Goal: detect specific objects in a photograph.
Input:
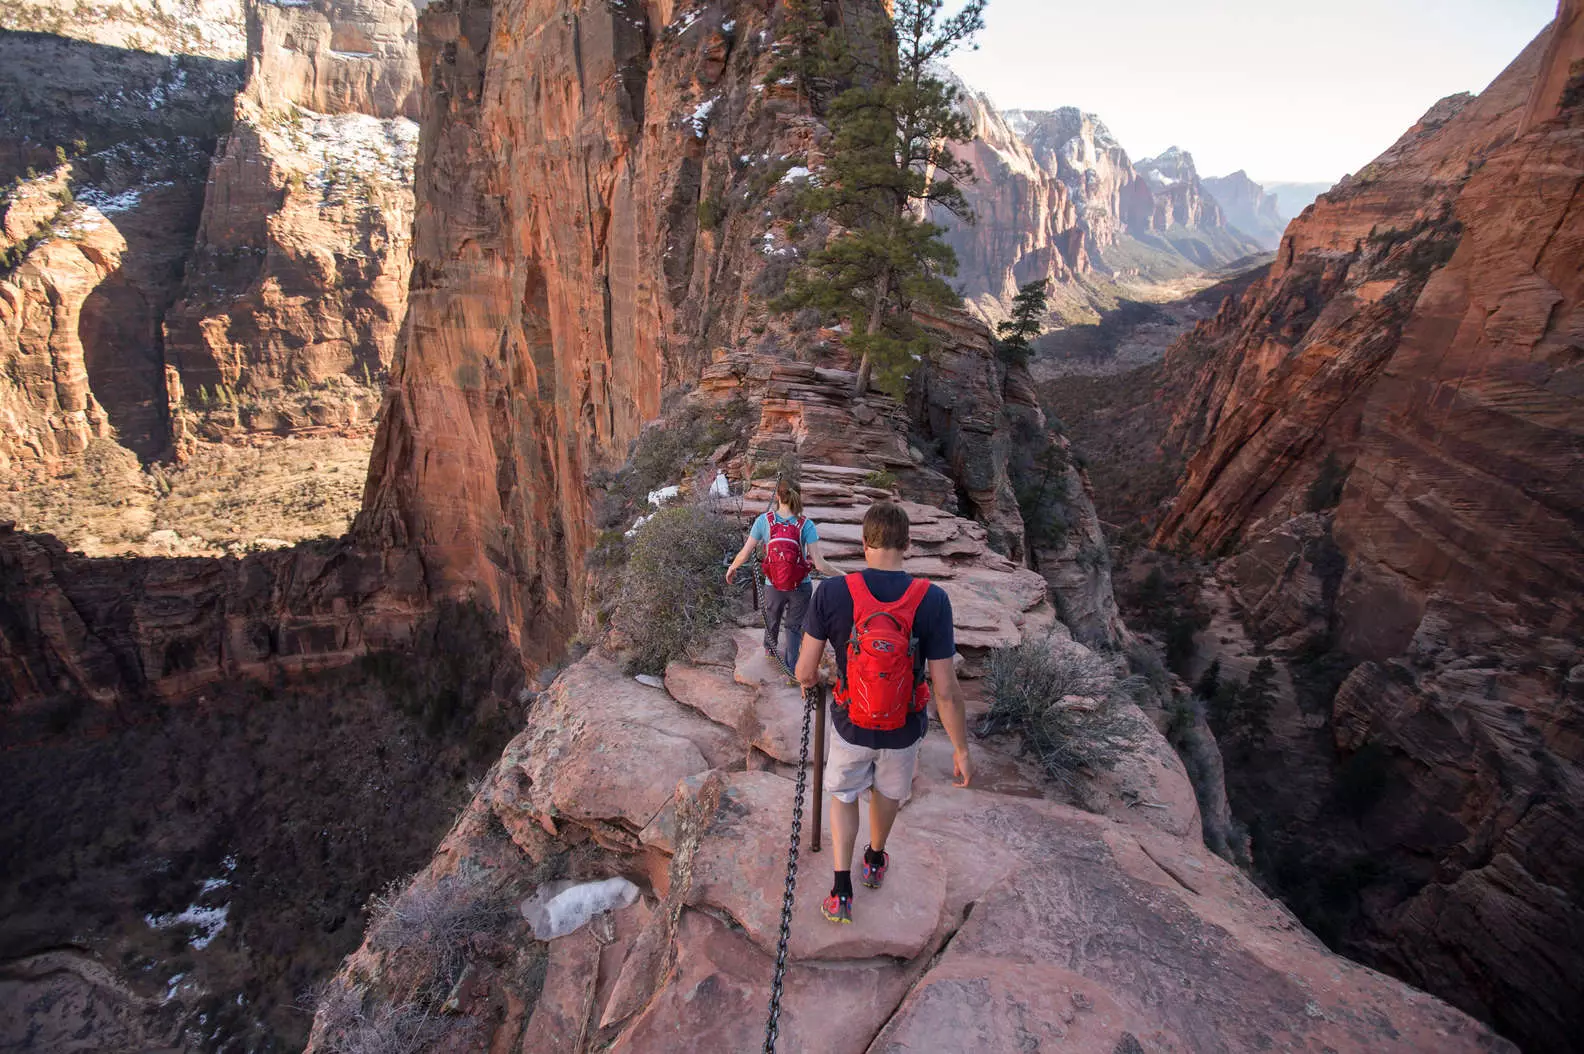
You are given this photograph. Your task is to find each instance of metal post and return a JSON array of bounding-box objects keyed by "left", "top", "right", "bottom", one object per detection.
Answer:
[{"left": 809, "top": 683, "right": 826, "bottom": 853}]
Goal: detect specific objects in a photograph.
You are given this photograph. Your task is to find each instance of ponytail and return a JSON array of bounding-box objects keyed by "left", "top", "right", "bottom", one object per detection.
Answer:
[{"left": 776, "top": 477, "right": 803, "bottom": 517}]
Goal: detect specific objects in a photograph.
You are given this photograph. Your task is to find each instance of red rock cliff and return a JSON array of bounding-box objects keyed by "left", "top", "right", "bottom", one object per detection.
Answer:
[
  {"left": 1153, "top": 6, "right": 1584, "bottom": 1048},
  {"left": 356, "top": 0, "right": 910, "bottom": 664}
]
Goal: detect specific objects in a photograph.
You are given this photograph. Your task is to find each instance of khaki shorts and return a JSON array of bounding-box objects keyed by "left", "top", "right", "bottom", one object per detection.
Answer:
[{"left": 823, "top": 716, "right": 923, "bottom": 804}]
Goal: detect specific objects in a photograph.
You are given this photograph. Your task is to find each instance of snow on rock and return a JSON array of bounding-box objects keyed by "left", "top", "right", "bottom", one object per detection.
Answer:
[
  {"left": 272, "top": 107, "right": 419, "bottom": 195},
  {"left": 145, "top": 904, "right": 230, "bottom": 950},
  {"left": 521, "top": 877, "right": 640, "bottom": 941},
  {"left": 710, "top": 473, "right": 730, "bottom": 498},
  {"left": 646, "top": 484, "right": 681, "bottom": 507},
  {"left": 686, "top": 97, "right": 717, "bottom": 138}
]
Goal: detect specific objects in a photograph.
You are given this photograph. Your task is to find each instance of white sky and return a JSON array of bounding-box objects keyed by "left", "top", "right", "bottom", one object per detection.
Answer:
[{"left": 947, "top": 0, "right": 1558, "bottom": 183}]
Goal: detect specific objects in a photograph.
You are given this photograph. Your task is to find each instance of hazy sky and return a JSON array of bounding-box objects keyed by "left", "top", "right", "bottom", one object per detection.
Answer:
[{"left": 947, "top": 0, "right": 1558, "bottom": 183}]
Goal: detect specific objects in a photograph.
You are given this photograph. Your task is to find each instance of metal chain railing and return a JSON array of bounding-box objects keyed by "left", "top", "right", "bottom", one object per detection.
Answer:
[{"left": 763, "top": 685, "right": 817, "bottom": 1054}]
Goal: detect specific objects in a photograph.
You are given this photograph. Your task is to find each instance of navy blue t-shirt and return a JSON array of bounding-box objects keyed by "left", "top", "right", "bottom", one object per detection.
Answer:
[{"left": 803, "top": 570, "right": 955, "bottom": 749}]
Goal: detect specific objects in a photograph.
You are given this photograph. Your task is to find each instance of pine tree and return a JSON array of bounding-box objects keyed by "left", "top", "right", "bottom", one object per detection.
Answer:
[
  {"left": 996, "top": 278, "right": 1048, "bottom": 366},
  {"left": 765, "top": 0, "right": 834, "bottom": 113},
  {"left": 778, "top": 0, "right": 987, "bottom": 397}
]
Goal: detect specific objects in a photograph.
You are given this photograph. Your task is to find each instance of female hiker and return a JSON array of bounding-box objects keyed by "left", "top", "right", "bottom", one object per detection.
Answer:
[{"left": 726, "top": 478, "right": 839, "bottom": 673}]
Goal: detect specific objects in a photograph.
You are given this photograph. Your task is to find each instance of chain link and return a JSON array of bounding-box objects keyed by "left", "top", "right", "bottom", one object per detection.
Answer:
[{"left": 763, "top": 685, "right": 816, "bottom": 1053}]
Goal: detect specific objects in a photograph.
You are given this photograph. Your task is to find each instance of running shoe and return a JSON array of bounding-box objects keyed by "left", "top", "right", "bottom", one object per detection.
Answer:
[
  {"left": 860, "top": 849, "right": 889, "bottom": 889},
  {"left": 821, "top": 893, "right": 853, "bottom": 924}
]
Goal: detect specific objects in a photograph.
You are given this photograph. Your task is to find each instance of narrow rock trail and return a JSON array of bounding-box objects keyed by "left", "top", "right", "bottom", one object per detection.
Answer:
[{"left": 318, "top": 468, "right": 1514, "bottom": 1054}]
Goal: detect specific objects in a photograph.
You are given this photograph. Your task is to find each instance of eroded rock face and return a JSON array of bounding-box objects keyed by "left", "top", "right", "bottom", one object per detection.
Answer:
[
  {"left": 1153, "top": 9, "right": 1584, "bottom": 1048},
  {"left": 356, "top": 0, "right": 868, "bottom": 665},
  {"left": 162, "top": 0, "right": 419, "bottom": 400}
]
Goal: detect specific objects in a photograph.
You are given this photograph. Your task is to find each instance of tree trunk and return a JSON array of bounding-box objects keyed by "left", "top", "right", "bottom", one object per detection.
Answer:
[{"left": 853, "top": 267, "right": 891, "bottom": 396}]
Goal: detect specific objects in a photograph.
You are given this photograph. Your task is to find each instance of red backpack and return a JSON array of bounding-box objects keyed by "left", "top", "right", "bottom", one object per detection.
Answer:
[
  {"left": 836, "top": 573, "right": 931, "bottom": 731},
  {"left": 762, "top": 509, "right": 811, "bottom": 591}
]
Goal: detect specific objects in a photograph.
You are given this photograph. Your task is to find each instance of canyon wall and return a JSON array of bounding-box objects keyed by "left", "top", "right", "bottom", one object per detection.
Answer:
[
  {"left": 162, "top": 0, "right": 420, "bottom": 406},
  {"left": 1154, "top": 8, "right": 1583, "bottom": 1049},
  {"left": 0, "top": 0, "right": 418, "bottom": 479}
]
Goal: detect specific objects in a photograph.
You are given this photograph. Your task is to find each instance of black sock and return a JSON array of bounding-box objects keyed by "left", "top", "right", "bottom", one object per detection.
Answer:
[
  {"left": 832, "top": 870, "right": 853, "bottom": 899},
  {"left": 864, "top": 845, "right": 887, "bottom": 868}
]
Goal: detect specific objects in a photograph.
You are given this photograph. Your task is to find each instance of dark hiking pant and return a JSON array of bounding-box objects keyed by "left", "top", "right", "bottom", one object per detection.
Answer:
[{"left": 763, "top": 579, "right": 812, "bottom": 670}]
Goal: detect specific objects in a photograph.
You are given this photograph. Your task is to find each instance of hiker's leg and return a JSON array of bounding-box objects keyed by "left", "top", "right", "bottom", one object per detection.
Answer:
[
  {"left": 831, "top": 794, "right": 860, "bottom": 872},
  {"left": 762, "top": 584, "right": 787, "bottom": 652},
  {"left": 867, "top": 790, "right": 902, "bottom": 853},
  {"left": 782, "top": 580, "right": 812, "bottom": 667},
  {"left": 824, "top": 729, "right": 877, "bottom": 874}
]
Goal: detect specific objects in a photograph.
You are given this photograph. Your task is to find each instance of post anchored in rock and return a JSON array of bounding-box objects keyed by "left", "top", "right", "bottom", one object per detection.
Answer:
[{"left": 810, "top": 682, "right": 825, "bottom": 854}]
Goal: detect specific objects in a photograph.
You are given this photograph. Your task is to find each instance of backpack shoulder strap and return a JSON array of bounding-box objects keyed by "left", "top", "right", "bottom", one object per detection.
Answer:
[
  {"left": 846, "top": 570, "right": 875, "bottom": 612},
  {"left": 894, "top": 577, "right": 930, "bottom": 622}
]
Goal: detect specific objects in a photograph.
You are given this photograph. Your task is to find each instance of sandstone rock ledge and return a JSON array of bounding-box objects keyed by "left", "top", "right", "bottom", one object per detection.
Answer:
[{"left": 310, "top": 504, "right": 1510, "bottom": 1054}]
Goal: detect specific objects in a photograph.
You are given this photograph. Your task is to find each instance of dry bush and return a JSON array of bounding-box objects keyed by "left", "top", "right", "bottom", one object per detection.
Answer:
[
  {"left": 615, "top": 504, "right": 741, "bottom": 674},
  {"left": 367, "top": 868, "right": 512, "bottom": 1004},
  {"left": 312, "top": 979, "right": 446, "bottom": 1054},
  {"left": 978, "top": 636, "right": 1138, "bottom": 792}
]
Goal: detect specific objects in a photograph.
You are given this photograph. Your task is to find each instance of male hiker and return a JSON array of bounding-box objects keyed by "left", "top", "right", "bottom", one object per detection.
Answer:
[{"left": 793, "top": 500, "right": 972, "bottom": 924}]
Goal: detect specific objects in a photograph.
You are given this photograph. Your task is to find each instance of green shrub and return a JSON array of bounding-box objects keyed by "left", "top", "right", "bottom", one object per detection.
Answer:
[
  {"left": 860, "top": 469, "right": 897, "bottom": 490},
  {"left": 697, "top": 196, "right": 724, "bottom": 231},
  {"left": 1207, "top": 658, "right": 1276, "bottom": 750},
  {"left": 979, "top": 636, "right": 1138, "bottom": 794},
  {"left": 615, "top": 505, "right": 741, "bottom": 674}
]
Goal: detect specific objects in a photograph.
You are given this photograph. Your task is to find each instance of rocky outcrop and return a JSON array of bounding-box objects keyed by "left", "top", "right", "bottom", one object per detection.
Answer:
[
  {"left": 162, "top": 0, "right": 419, "bottom": 401},
  {"left": 307, "top": 538, "right": 1511, "bottom": 1053},
  {"left": 1153, "top": 8, "right": 1584, "bottom": 1049},
  {"left": 1203, "top": 169, "right": 1286, "bottom": 249}
]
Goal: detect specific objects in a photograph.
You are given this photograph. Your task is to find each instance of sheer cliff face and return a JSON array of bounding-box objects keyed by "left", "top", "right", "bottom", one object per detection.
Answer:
[
  {"left": 944, "top": 91, "right": 1088, "bottom": 319},
  {"left": 358, "top": 0, "right": 879, "bottom": 663},
  {"left": 1012, "top": 107, "right": 1153, "bottom": 250},
  {"left": 1154, "top": 8, "right": 1584, "bottom": 1048},
  {"left": 162, "top": 0, "right": 420, "bottom": 397}
]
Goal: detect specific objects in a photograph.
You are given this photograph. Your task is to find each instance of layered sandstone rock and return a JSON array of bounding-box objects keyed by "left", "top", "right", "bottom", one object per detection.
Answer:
[
  {"left": 162, "top": 0, "right": 419, "bottom": 402},
  {"left": 1154, "top": 7, "right": 1584, "bottom": 1048},
  {"left": 1203, "top": 169, "right": 1286, "bottom": 249}
]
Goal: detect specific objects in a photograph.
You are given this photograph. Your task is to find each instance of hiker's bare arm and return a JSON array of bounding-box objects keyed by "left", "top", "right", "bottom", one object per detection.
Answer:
[
  {"left": 795, "top": 633, "right": 824, "bottom": 688},
  {"left": 928, "top": 656, "right": 973, "bottom": 788},
  {"left": 724, "top": 534, "right": 757, "bottom": 583},
  {"left": 807, "top": 539, "right": 841, "bottom": 577}
]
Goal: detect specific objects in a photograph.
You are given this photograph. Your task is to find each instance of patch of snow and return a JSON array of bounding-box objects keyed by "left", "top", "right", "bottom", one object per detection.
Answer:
[
  {"left": 634, "top": 674, "right": 665, "bottom": 689},
  {"left": 686, "top": 97, "right": 718, "bottom": 138},
  {"left": 710, "top": 473, "right": 730, "bottom": 497},
  {"left": 162, "top": 973, "right": 188, "bottom": 1004},
  {"left": 267, "top": 0, "right": 312, "bottom": 5},
  {"left": 329, "top": 50, "right": 377, "bottom": 59},
  {"left": 647, "top": 484, "right": 681, "bottom": 507},
  {"left": 146, "top": 904, "right": 230, "bottom": 950},
  {"left": 672, "top": 8, "right": 702, "bottom": 33},
  {"left": 721, "top": 19, "right": 735, "bottom": 32},
  {"left": 521, "top": 877, "right": 640, "bottom": 940},
  {"left": 624, "top": 514, "right": 652, "bottom": 538},
  {"left": 75, "top": 186, "right": 148, "bottom": 214},
  {"left": 779, "top": 166, "right": 813, "bottom": 185},
  {"left": 273, "top": 107, "right": 419, "bottom": 199}
]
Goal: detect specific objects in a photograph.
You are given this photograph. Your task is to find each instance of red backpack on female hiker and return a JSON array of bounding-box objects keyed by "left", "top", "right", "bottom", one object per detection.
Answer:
[
  {"left": 761, "top": 507, "right": 812, "bottom": 591},
  {"left": 836, "top": 572, "right": 931, "bottom": 731}
]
